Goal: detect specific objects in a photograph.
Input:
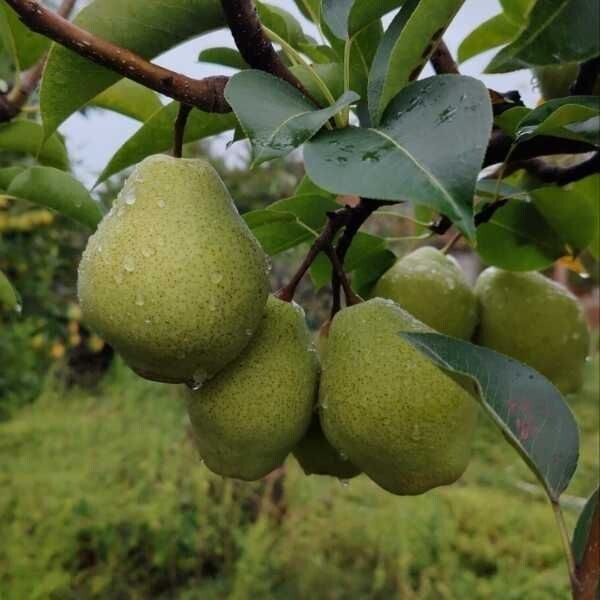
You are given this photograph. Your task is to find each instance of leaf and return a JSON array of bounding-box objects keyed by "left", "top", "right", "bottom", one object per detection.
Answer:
[
  {"left": 572, "top": 174, "right": 600, "bottom": 258},
  {"left": 225, "top": 70, "right": 359, "bottom": 167},
  {"left": 96, "top": 104, "right": 236, "bottom": 184},
  {"left": 0, "top": 165, "right": 25, "bottom": 190},
  {"left": 401, "top": 332, "right": 579, "bottom": 501},
  {"left": 0, "top": 3, "right": 49, "bottom": 71},
  {"left": 572, "top": 487, "right": 599, "bottom": 565},
  {"left": 292, "top": 0, "right": 321, "bottom": 23},
  {"left": 7, "top": 167, "right": 103, "bottom": 229},
  {"left": 198, "top": 47, "right": 248, "bottom": 70},
  {"left": 297, "top": 42, "right": 339, "bottom": 64},
  {"left": 0, "top": 270, "right": 21, "bottom": 313},
  {"left": 290, "top": 63, "right": 344, "bottom": 106},
  {"left": 367, "top": 0, "right": 465, "bottom": 125},
  {"left": 321, "top": 0, "right": 404, "bottom": 39},
  {"left": 500, "top": 0, "right": 536, "bottom": 23},
  {"left": 458, "top": 13, "right": 519, "bottom": 63},
  {"left": 476, "top": 200, "right": 565, "bottom": 271},
  {"left": 295, "top": 174, "right": 336, "bottom": 200},
  {"left": 531, "top": 182, "right": 598, "bottom": 251},
  {"left": 353, "top": 247, "right": 397, "bottom": 296},
  {"left": 40, "top": 0, "right": 226, "bottom": 137},
  {"left": 256, "top": 1, "right": 307, "bottom": 47},
  {"left": 0, "top": 121, "right": 68, "bottom": 170},
  {"left": 88, "top": 79, "right": 163, "bottom": 121},
  {"left": 305, "top": 75, "right": 493, "bottom": 239},
  {"left": 486, "top": 0, "right": 600, "bottom": 73},
  {"left": 244, "top": 193, "right": 339, "bottom": 255},
  {"left": 494, "top": 106, "right": 531, "bottom": 137}
]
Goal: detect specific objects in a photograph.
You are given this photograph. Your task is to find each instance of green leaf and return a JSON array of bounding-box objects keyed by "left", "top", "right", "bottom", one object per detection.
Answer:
[
  {"left": 494, "top": 106, "right": 531, "bottom": 136},
  {"left": 290, "top": 63, "right": 344, "bottom": 106},
  {"left": 458, "top": 13, "right": 519, "bottom": 63},
  {"left": 225, "top": 70, "right": 359, "bottom": 167},
  {"left": 531, "top": 182, "right": 598, "bottom": 251},
  {"left": 367, "top": 0, "right": 464, "bottom": 125},
  {"left": 0, "top": 165, "right": 25, "bottom": 190},
  {"left": 0, "top": 3, "right": 50, "bottom": 71},
  {"left": 476, "top": 200, "right": 565, "bottom": 271},
  {"left": 305, "top": 75, "right": 493, "bottom": 239},
  {"left": 353, "top": 247, "right": 396, "bottom": 296},
  {"left": 0, "top": 270, "right": 21, "bottom": 314},
  {"left": 297, "top": 43, "right": 339, "bottom": 64},
  {"left": 88, "top": 79, "right": 163, "bottom": 121},
  {"left": 486, "top": 0, "right": 600, "bottom": 73},
  {"left": 0, "top": 121, "right": 68, "bottom": 170},
  {"left": 7, "top": 167, "right": 102, "bottom": 229},
  {"left": 500, "top": 0, "right": 536, "bottom": 23},
  {"left": 572, "top": 487, "right": 599, "bottom": 565},
  {"left": 293, "top": 0, "right": 321, "bottom": 23},
  {"left": 198, "top": 47, "right": 248, "bottom": 70},
  {"left": 321, "top": 0, "right": 404, "bottom": 39},
  {"left": 401, "top": 332, "right": 579, "bottom": 501},
  {"left": 40, "top": 0, "right": 226, "bottom": 137},
  {"left": 256, "top": 1, "right": 307, "bottom": 48},
  {"left": 295, "top": 174, "right": 336, "bottom": 200},
  {"left": 96, "top": 104, "right": 236, "bottom": 184},
  {"left": 244, "top": 193, "right": 339, "bottom": 255},
  {"left": 572, "top": 174, "right": 600, "bottom": 258}
]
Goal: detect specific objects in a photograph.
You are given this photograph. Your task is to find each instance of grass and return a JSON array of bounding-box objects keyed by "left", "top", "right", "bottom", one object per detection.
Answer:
[{"left": 0, "top": 355, "right": 597, "bottom": 599}]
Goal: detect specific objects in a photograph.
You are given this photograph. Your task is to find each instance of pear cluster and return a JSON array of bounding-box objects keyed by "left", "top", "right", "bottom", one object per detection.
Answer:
[{"left": 78, "top": 157, "right": 589, "bottom": 495}]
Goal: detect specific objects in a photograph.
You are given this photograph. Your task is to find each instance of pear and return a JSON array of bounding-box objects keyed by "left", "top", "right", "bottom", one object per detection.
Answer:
[
  {"left": 474, "top": 268, "right": 589, "bottom": 393},
  {"left": 320, "top": 298, "right": 478, "bottom": 496},
  {"left": 78, "top": 155, "right": 269, "bottom": 384},
  {"left": 373, "top": 247, "right": 478, "bottom": 339},
  {"left": 534, "top": 64, "right": 579, "bottom": 100},
  {"left": 186, "top": 296, "right": 317, "bottom": 481}
]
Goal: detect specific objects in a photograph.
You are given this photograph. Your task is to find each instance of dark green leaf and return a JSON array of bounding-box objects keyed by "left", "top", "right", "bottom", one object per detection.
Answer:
[
  {"left": 297, "top": 43, "right": 339, "bottom": 64},
  {"left": 494, "top": 106, "right": 531, "bottom": 137},
  {"left": 96, "top": 104, "right": 236, "bottom": 184},
  {"left": 293, "top": 0, "right": 320, "bottom": 23},
  {"left": 225, "top": 70, "right": 359, "bottom": 167},
  {"left": 295, "top": 174, "right": 337, "bottom": 200},
  {"left": 572, "top": 487, "right": 599, "bottom": 565},
  {"left": 7, "top": 166, "right": 102, "bottom": 229},
  {"left": 321, "top": 0, "right": 404, "bottom": 39},
  {"left": 305, "top": 75, "right": 493, "bottom": 239},
  {"left": 0, "top": 165, "right": 25, "bottom": 190},
  {"left": 0, "top": 3, "right": 49, "bottom": 71},
  {"left": 256, "top": 2, "right": 307, "bottom": 47},
  {"left": 401, "top": 332, "right": 579, "bottom": 500},
  {"left": 486, "top": 0, "right": 600, "bottom": 73},
  {"left": 290, "top": 63, "right": 344, "bottom": 106},
  {"left": 0, "top": 269, "right": 21, "bottom": 314},
  {"left": 368, "top": 0, "right": 464, "bottom": 125},
  {"left": 572, "top": 175, "right": 600, "bottom": 258},
  {"left": 458, "top": 14, "right": 519, "bottom": 63},
  {"left": 41, "top": 0, "right": 226, "bottom": 137},
  {"left": 353, "top": 248, "right": 396, "bottom": 296},
  {"left": 475, "top": 178, "right": 528, "bottom": 200},
  {"left": 198, "top": 47, "right": 248, "bottom": 70},
  {"left": 0, "top": 121, "right": 68, "bottom": 170},
  {"left": 88, "top": 79, "right": 163, "bottom": 121},
  {"left": 476, "top": 200, "right": 565, "bottom": 271}
]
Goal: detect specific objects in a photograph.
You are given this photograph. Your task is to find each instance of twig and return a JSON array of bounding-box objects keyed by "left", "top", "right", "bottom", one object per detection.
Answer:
[
  {"left": 219, "top": 0, "right": 319, "bottom": 106},
  {"left": 430, "top": 39, "right": 459, "bottom": 75},
  {"left": 551, "top": 499, "right": 580, "bottom": 599},
  {"left": 325, "top": 246, "right": 361, "bottom": 306},
  {"left": 2, "top": 0, "right": 231, "bottom": 113},
  {"left": 441, "top": 231, "right": 462, "bottom": 254},
  {"left": 575, "top": 501, "right": 599, "bottom": 600},
  {"left": 570, "top": 57, "right": 600, "bottom": 96},
  {"left": 173, "top": 103, "right": 192, "bottom": 158},
  {"left": 513, "top": 153, "right": 600, "bottom": 186}
]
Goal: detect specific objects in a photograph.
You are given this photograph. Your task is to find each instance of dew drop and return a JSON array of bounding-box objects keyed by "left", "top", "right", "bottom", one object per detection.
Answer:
[
  {"left": 144, "top": 318, "right": 152, "bottom": 325},
  {"left": 141, "top": 247, "right": 155, "bottom": 258},
  {"left": 211, "top": 272, "right": 223, "bottom": 284},
  {"left": 339, "top": 450, "right": 348, "bottom": 461},
  {"left": 411, "top": 423, "right": 422, "bottom": 441},
  {"left": 117, "top": 206, "right": 126, "bottom": 218},
  {"left": 339, "top": 479, "right": 350, "bottom": 488},
  {"left": 123, "top": 256, "right": 136, "bottom": 272},
  {"left": 135, "top": 293, "right": 144, "bottom": 306},
  {"left": 190, "top": 368, "right": 208, "bottom": 391},
  {"left": 157, "top": 199, "right": 166, "bottom": 208},
  {"left": 114, "top": 272, "right": 124, "bottom": 285},
  {"left": 208, "top": 300, "right": 217, "bottom": 312},
  {"left": 124, "top": 188, "right": 136, "bottom": 205}
]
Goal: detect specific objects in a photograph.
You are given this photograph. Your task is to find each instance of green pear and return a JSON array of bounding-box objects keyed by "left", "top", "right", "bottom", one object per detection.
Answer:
[
  {"left": 534, "top": 64, "right": 579, "bottom": 100},
  {"left": 186, "top": 296, "right": 317, "bottom": 481},
  {"left": 475, "top": 268, "right": 589, "bottom": 393},
  {"left": 320, "top": 298, "right": 478, "bottom": 496},
  {"left": 78, "top": 155, "right": 269, "bottom": 384},
  {"left": 373, "top": 246, "right": 478, "bottom": 339}
]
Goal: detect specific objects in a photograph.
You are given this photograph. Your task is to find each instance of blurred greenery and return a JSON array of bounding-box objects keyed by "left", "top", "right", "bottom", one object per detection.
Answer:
[{"left": 0, "top": 352, "right": 597, "bottom": 599}]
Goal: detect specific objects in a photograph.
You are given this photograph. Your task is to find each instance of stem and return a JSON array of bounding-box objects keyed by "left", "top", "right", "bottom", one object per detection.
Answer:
[
  {"left": 551, "top": 500, "right": 580, "bottom": 598},
  {"left": 341, "top": 37, "right": 353, "bottom": 127},
  {"left": 325, "top": 246, "right": 361, "bottom": 306},
  {"left": 430, "top": 39, "right": 459, "bottom": 75},
  {"left": 441, "top": 231, "right": 462, "bottom": 254},
  {"left": 173, "top": 104, "right": 192, "bottom": 158}
]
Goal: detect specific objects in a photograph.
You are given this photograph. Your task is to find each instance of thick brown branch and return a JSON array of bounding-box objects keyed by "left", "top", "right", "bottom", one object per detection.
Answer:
[
  {"left": 219, "top": 0, "right": 319, "bottom": 105},
  {"left": 430, "top": 39, "right": 459, "bottom": 75},
  {"left": 515, "top": 153, "right": 600, "bottom": 186},
  {"left": 570, "top": 57, "right": 600, "bottom": 96},
  {"left": 2, "top": 0, "right": 230, "bottom": 113}
]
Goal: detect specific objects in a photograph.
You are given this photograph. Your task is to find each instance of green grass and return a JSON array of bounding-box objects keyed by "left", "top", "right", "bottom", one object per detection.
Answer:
[{"left": 0, "top": 356, "right": 597, "bottom": 600}]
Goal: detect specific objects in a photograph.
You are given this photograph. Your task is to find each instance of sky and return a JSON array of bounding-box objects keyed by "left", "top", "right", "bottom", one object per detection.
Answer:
[{"left": 62, "top": 0, "right": 540, "bottom": 185}]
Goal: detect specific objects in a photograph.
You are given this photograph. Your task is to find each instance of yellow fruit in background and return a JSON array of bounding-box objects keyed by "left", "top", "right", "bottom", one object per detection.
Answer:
[
  {"left": 373, "top": 246, "right": 478, "bottom": 339},
  {"left": 87, "top": 335, "right": 105, "bottom": 353},
  {"left": 50, "top": 342, "right": 66, "bottom": 360},
  {"left": 320, "top": 298, "right": 478, "bottom": 496},
  {"left": 78, "top": 155, "right": 270, "bottom": 384},
  {"left": 186, "top": 296, "right": 317, "bottom": 481},
  {"left": 474, "top": 268, "right": 589, "bottom": 394}
]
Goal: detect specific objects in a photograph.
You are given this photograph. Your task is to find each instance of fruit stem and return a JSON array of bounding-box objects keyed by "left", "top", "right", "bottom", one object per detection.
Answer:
[
  {"left": 551, "top": 499, "right": 581, "bottom": 599},
  {"left": 441, "top": 231, "right": 462, "bottom": 255},
  {"left": 173, "top": 103, "right": 192, "bottom": 158}
]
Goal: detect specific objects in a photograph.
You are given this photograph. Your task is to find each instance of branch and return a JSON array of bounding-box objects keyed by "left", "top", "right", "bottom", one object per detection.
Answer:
[
  {"left": 515, "top": 153, "right": 600, "bottom": 186},
  {"left": 570, "top": 57, "right": 600, "bottom": 96},
  {"left": 173, "top": 103, "right": 192, "bottom": 158},
  {"left": 219, "top": 0, "right": 319, "bottom": 105},
  {"left": 2, "top": 0, "right": 231, "bottom": 113},
  {"left": 576, "top": 501, "right": 600, "bottom": 600},
  {"left": 430, "top": 39, "right": 459, "bottom": 75}
]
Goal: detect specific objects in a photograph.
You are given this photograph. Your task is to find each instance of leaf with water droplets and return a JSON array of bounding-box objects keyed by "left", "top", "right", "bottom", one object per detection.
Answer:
[
  {"left": 0, "top": 270, "right": 21, "bottom": 314},
  {"left": 401, "top": 332, "right": 579, "bottom": 501},
  {"left": 225, "top": 70, "right": 360, "bottom": 167},
  {"left": 7, "top": 166, "right": 102, "bottom": 229},
  {"left": 305, "top": 75, "right": 493, "bottom": 239}
]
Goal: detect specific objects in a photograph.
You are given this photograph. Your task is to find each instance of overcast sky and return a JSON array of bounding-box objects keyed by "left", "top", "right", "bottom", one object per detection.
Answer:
[{"left": 63, "top": 0, "right": 539, "bottom": 185}]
